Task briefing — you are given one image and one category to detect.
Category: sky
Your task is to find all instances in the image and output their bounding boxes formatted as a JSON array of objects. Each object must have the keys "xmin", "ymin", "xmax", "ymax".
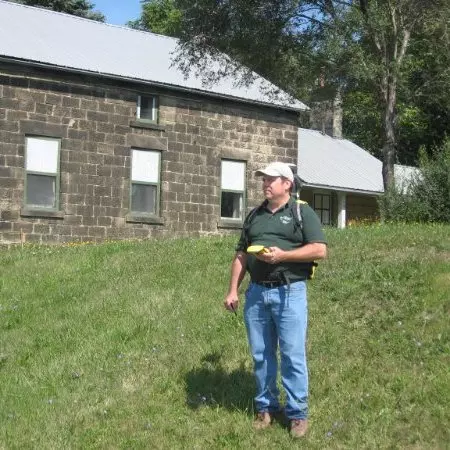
[{"xmin": 93, "ymin": 0, "xmax": 142, "ymax": 26}]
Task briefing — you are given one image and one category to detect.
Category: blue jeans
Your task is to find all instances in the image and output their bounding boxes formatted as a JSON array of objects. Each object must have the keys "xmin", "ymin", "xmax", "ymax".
[{"xmin": 244, "ymin": 281, "xmax": 308, "ymax": 419}]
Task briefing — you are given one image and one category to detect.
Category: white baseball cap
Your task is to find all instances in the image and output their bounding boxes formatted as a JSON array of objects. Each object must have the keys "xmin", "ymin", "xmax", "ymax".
[{"xmin": 255, "ymin": 162, "xmax": 294, "ymax": 182}]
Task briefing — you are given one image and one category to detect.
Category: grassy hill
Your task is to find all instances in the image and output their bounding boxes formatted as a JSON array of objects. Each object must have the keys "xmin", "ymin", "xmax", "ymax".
[{"xmin": 1, "ymin": 223, "xmax": 449, "ymax": 449}]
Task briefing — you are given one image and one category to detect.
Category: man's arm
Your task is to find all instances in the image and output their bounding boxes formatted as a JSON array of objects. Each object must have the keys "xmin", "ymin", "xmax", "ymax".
[
  {"xmin": 224, "ymin": 251, "xmax": 248, "ymax": 311},
  {"xmin": 257, "ymin": 242, "xmax": 327, "ymax": 265}
]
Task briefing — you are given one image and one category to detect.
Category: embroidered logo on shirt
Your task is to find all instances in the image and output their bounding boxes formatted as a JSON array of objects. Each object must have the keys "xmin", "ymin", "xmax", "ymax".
[{"xmin": 280, "ymin": 215, "xmax": 292, "ymax": 224}]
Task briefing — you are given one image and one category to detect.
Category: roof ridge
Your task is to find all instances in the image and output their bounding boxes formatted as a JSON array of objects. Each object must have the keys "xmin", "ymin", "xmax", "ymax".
[{"xmin": 0, "ymin": 0, "xmax": 178, "ymax": 42}]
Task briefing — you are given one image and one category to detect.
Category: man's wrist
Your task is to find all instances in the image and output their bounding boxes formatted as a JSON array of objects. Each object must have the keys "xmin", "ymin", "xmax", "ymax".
[{"xmin": 279, "ymin": 250, "xmax": 289, "ymax": 263}]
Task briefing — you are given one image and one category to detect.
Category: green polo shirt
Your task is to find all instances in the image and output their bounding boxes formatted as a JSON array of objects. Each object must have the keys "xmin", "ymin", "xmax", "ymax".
[{"xmin": 236, "ymin": 198, "xmax": 327, "ymax": 282}]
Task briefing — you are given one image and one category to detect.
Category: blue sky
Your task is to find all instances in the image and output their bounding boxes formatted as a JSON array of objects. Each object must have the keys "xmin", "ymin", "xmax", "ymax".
[{"xmin": 93, "ymin": 0, "xmax": 142, "ymax": 26}]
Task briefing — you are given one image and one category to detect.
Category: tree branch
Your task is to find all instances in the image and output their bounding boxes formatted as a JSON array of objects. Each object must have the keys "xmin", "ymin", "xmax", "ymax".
[
  {"xmin": 359, "ymin": 0, "xmax": 383, "ymax": 55},
  {"xmin": 323, "ymin": 0, "xmax": 337, "ymax": 18},
  {"xmin": 388, "ymin": 0, "xmax": 398, "ymax": 60},
  {"xmin": 295, "ymin": 14, "xmax": 328, "ymax": 27},
  {"xmin": 397, "ymin": 28, "xmax": 410, "ymax": 66},
  {"xmin": 359, "ymin": 0, "xmax": 368, "ymax": 16}
]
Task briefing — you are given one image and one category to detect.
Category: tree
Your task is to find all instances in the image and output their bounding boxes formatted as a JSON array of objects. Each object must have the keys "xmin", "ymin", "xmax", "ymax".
[
  {"xmin": 128, "ymin": 0, "xmax": 182, "ymax": 37},
  {"xmin": 353, "ymin": 0, "xmax": 447, "ymax": 189},
  {"xmin": 399, "ymin": 8, "xmax": 450, "ymax": 161},
  {"xmin": 8, "ymin": 0, "xmax": 105, "ymax": 21},
  {"xmin": 379, "ymin": 139, "xmax": 450, "ymax": 223},
  {"xmin": 172, "ymin": 0, "xmax": 447, "ymax": 190},
  {"xmin": 343, "ymin": 4, "xmax": 450, "ymax": 165}
]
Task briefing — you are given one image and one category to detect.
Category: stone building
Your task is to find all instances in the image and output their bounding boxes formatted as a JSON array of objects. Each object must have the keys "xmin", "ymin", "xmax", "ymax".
[{"xmin": 0, "ymin": 1, "xmax": 306, "ymax": 244}]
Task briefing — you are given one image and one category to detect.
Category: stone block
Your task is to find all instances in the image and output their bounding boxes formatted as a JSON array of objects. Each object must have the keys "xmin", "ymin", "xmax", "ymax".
[
  {"xmin": 20, "ymin": 120, "xmax": 66, "ymax": 137},
  {"xmin": 68, "ymin": 129, "xmax": 89, "ymax": 140},
  {"xmin": 97, "ymin": 122, "xmax": 115, "ymax": 134},
  {"xmin": 0, "ymin": 121, "xmax": 19, "ymax": 132},
  {"xmin": 64, "ymin": 215, "xmax": 83, "ymax": 225},
  {"xmin": 97, "ymin": 216, "xmax": 112, "ymax": 226},
  {"xmin": 45, "ymin": 93, "xmax": 62, "ymax": 106},
  {"xmin": 12, "ymin": 222, "xmax": 33, "ymax": 233},
  {"xmin": 0, "ymin": 98, "xmax": 19, "ymax": 109},
  {"xmin": 62, "ymin": 96, "xmax": 81, "ymax": 108},
  {"xmin": 0, "ymin": 221, "xmax": 12, "ymax": 231},
  {"xmin": 127, "ymin": 133, "xmax": 167, "ymax": 151}
]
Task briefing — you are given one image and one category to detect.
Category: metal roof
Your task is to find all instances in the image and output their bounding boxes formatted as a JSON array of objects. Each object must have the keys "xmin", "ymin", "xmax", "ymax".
[
  {"xmin": 298, "ymin": 128, "xmax": 384, "ymax": 194},
  {"xmin": 0, "ymin": 0, "xmax": 307, "ymax": 111}
]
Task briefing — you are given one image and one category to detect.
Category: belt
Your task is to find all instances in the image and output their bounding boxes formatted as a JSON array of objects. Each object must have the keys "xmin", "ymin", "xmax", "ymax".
[{"xmin": 254, "ymin": 280, "xmax": 286, "ymax": 288}]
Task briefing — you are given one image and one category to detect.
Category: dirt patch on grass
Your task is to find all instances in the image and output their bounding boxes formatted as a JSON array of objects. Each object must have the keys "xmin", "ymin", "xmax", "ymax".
[
  {"xmin": 435, "ymin": 251, "xmax": 450, "ymax": 262},
  {"xmin": 434, "ymin": 272, "xmax": 450, "ymax": 288}
]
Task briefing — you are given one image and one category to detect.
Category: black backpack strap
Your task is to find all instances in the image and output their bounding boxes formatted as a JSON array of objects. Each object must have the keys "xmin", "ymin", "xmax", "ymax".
[{"xmin": 242, "ymin": 200, "xmax": 267, "ymax": 248}]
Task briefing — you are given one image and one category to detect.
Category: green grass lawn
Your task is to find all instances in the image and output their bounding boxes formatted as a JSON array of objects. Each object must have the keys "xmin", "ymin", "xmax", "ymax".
[{"xmin": 1, "ymin": 223, "xmax": 449, "ymax": 449}]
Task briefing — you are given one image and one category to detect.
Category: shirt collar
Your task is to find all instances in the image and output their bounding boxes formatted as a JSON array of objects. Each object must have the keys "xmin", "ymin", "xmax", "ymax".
[{"xmin": 263, "ymin": 197, "xmax": 293, "ymax": 214}]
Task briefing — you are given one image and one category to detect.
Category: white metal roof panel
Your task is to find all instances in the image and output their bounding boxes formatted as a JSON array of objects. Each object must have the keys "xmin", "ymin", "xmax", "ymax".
[
  {"xmin": 0, "ymin": 1, "xmax": 307, "ymax": 111},
  {"xmin": 298, "ymin": 128, "xmax": 384, "ymax": 193}
]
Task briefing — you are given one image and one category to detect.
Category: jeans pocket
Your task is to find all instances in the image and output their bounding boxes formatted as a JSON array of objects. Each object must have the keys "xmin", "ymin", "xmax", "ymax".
[
  {"xmin": 245, "ymin": 282, "xmax": 255, "ymax": 298},
  {"xmin": 283, "ymin": 282, "xmax": 307, "ymax": 305}
]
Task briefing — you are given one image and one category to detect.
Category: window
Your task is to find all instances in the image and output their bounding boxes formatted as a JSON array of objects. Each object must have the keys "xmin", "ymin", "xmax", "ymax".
[
  {"xmin": 137, "ymin": 95, "xmax": 158, "ymax": 123},
  {"xmin": 314, "ymin": 193, "xmax": 331, "ymax": 225},
  {"xmin": 24, "ymin": 136, "xmax": 60, "ymax": 210},
  {"xmin": 221, "ymin": 160, "xmax": 246, "ymax": 220},
  {"xmin": 130, "ymin": 149, "xmax": 161, "ymax": 215}
]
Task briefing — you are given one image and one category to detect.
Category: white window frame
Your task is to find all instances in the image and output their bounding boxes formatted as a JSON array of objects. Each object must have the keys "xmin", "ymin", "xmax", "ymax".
[
  {"xmin": 24, "ymin": 136, "xmax": 61, "ymax": 210},
  {"xmin": 130, "ymin": 149, "xmax": 161, "ymax": 216},
  {"xmin": 220, "ymin": 159, "xmax": 246, "ymax": 221},
  {"xmin": 137, "ymin": 95, "xmax": 158, "ymax": 123}
]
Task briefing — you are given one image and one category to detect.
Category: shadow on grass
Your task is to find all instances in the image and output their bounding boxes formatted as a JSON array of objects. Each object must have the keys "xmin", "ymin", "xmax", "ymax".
[{"xmin": 185, "ymin": 352, "xmax": 255, "ymax": 414}]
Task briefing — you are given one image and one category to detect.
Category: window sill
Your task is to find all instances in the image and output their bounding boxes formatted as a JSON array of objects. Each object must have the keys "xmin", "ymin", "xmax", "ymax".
[
  {"xmin": 20, "ymin": 208, "xmax": 64, "ymax": 219},
  {"xmin": 129, "ymin": 120, "xmax": 166, "ymax": 132},
  {"xmin": 218, "ymin": 218, "xmax": 244, "ymax": 229},
  {"xmin": 126, "ymin": 214, "xmax": 165, "ymax": 225}
]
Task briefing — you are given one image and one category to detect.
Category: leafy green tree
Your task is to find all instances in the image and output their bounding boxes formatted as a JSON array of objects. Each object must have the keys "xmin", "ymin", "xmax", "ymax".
[
  {"xmin": 344, "ymin": 4, "xmax": 450, "ymax": 166},
  {"xmin": 343, "ymin": 89, "xmax": 383, "ymax": 158},
  {"xmin": 399, "ymin": 11, "xmax": 450, "ymax": 160},
  {"xmin": 8, "ymin": 0, "xmax": 105, "ymax": 21},
  {"xmin": 379, "ymin": 139, "xmax": 450, "ymax": 223},
  {"xmin": 127, "ymin": 0, "xmax": 182, "ymax": 36},
  {"xmin": 172, "ymin": 0, "xmax": 447, "ymax": 190}
]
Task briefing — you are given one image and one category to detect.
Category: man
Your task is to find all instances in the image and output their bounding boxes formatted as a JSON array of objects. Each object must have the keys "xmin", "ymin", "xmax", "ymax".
[{"xmin": 224, "ymin": 161, "xmax": 327, "ymax": 438}]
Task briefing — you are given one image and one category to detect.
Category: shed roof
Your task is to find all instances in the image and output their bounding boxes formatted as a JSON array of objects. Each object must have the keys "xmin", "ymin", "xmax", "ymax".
[
  {"xmin": 0, "ymin": 0, "xmax": 307, "ymax": 111},
  {"xmin": 298, "ymin": 128, "xmax": 384, "ymax": 194}
]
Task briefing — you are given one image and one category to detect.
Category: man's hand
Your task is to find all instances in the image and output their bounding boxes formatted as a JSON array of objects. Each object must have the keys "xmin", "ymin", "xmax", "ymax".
[
  {"xmin": 256, "ymin": 246, "xmax": 284, "ymax": 264},
  {"xmin": 224, "ymin": 292, "xmax": 239, "ymax": 313}
]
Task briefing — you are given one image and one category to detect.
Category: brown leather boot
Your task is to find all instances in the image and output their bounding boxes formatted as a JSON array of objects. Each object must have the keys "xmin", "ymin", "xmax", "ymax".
[
  {"xmin": 253, "ymin": 412, "xmax": 273, "ymax": 430},
  {"xmin": 290, "ymin": 418, "xmax": 308, "ymax": 438}
]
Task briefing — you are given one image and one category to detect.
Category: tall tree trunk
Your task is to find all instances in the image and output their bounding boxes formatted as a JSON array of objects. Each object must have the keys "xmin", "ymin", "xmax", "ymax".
[
  {"xmin": 332, "ymin": 86, "xmax": 343, "ymax": 139},
  {"xmin": 381, "ymin": 68, "xmax": 398, "ymax": 191},
  {"xmin": 382, "ymin": 86, "xmax": 396, "ymax": 190},
  {"xmin": 360, "ymin": 0, "xmax": 412, "ymax": 191}
]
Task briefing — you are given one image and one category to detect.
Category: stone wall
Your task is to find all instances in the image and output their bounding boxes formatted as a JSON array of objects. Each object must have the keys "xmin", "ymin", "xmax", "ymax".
[{"xmin": 0, "ymin": 64, "xmax": 299, "ymax": 244}]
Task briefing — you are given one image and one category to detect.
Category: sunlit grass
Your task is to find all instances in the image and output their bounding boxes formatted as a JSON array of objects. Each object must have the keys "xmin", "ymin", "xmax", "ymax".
[{"xmin": 1, "ymin": 223, "xmax": 449, "ymax": 448}]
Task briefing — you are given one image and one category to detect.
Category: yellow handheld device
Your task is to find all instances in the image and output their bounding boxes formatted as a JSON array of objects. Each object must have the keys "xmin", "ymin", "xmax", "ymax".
[{"xmin": 247, "ymin": 245, "xmax": 270, "ymax": 255}]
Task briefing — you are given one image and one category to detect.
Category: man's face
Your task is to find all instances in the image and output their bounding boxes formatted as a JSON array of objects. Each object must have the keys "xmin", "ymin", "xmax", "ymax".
[{"xmin": 262, "ymin": 175, "xmax": 292, "ymax": 200}]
